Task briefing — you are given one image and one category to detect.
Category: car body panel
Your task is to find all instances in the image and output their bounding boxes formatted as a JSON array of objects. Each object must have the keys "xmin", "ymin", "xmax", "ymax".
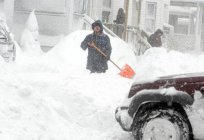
[
  {"xmin": 128, "ymin": 89, "xmax": 194, "ymax": 117},
  {"xmin": 115, "ymin": 72, "xmax": 204, "ymax": 137},
  {"xmin": 129, "ymin": 73, "xmax": 204, "ymax": 98}
]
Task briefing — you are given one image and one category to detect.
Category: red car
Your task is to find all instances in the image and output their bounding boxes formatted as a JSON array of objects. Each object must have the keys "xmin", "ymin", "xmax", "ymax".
[{"xmin": 115, "ymin": 73, "xmax": 204, "ymax": 140}]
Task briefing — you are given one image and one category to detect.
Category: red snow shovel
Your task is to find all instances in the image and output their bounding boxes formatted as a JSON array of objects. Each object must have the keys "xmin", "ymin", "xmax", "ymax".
[{"xmin": 90, "ymin": 43, "xmax": 136, "ymax": 79}]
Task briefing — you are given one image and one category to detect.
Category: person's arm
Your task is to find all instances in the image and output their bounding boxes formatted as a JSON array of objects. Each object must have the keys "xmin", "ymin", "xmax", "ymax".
[
  {"xmin": 103, "ymin": 36, "xmax": 112, "ymax": 60},
  {"xmin": 81, "ymin": 35, "xmax": 91, "ymax": 50},
  {"xmin": 147, "ymin": 34, "xmax": 154, "ymax": 46},
  {"xmin": 141, "ymin": 30, "xmax": 149, "ymax": 38}
]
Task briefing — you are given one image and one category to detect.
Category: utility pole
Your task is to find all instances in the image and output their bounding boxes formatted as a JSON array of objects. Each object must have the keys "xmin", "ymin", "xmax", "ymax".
[{"xmin": 124, "ymin": 0, "xmax": 129, "ymax": 41}]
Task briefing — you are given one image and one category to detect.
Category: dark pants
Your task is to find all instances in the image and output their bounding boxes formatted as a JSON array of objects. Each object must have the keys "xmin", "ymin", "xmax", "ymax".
[
  {"xmin": 90, "ymin": 70, "xmax": 106, "ymax": 73},
  {"xmin": 90, "ymin": 66, "xmax": 106, "ymax": 73}
]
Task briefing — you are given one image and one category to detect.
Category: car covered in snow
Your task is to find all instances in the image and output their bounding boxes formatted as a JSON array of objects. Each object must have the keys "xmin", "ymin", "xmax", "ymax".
[
  {"xmin": 0, "ymin": 19, "xmax": 15, "ymax": 62},
  {"xmin": 115, "ymin": 72, "xmax": 204, "ymax": 140}
]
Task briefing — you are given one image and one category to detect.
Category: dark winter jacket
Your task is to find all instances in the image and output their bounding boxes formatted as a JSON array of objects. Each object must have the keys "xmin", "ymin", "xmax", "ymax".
[
  {"xmin": 148, "ymin": 29, "xmax": 163, "ymax": 47},
  {"xmin": 114, "ymin": 8, "xmax": 125, "ymax": 24},
  {"xmin": 81, "ymin": 20, "xmax": 112, "ymax": 73}
]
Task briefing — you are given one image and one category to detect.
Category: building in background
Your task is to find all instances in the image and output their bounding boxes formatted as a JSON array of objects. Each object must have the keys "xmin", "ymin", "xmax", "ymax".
[
  {"xmin": 168, "ymin": 0, "xmax": 204, "ymax": 51},
  {"xmin": 1, "ymin": 0, "xmax": 204, "ymax": 52},
  {"xmin": 138, "ymin": 0, "xmax": 170, "ymax": 33},
  {"xmin": 1, "ymin": 0, "xmax": 122, "ymax": 42},
  {"xmin": 13, "ymin": 0, "xmax": 73, "ymax": 36}
]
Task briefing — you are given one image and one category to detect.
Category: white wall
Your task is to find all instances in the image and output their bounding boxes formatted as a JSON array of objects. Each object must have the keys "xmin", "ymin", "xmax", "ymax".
[
  {"xmin": 155, "ymin": 0, "xmax": 163, "ymax": 30},
  {"xmin": 156, "ymin": 0, "xmax": 170, "ymax": 30},
  {"xmin": 3, "ymin": 0, "xmax": 14, "ymax": 27},
  {"xmin": 90, "ymin": 0, "xmax": 103, "ymax": 20},
  {"xmin": 128, "ymin": 0, "xmax": 138, "ymax": 26},
  {"xmin": 139, "ymin": 0, "xmax": 146, "ymax": 30}
]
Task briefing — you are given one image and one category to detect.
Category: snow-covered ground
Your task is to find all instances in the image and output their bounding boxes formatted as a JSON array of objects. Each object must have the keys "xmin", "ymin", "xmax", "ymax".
[{"xmin": 1, "ymin": 30, "xmax": 204, "ymax": 140}]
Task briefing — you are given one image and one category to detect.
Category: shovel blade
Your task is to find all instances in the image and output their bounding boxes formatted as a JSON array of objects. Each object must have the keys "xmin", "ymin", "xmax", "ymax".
[{"xmin": 119, "ymin": 64, "xmax": 135, "ymax": 79}]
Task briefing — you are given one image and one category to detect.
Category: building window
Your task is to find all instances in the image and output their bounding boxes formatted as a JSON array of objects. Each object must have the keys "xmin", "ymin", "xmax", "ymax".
[
  {"xmin": 74, "ymin": 0, "xmax": 87, "ymax": 14},
  {"xmin": 145, "ymin": 2, "xmax": 156, "ymax": 33},
  {"xmin": 102, "ymin": 11, "xmax": 110, "ymax": 23}
]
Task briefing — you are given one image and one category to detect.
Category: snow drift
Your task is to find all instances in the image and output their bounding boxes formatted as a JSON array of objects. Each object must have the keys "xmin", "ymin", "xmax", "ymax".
[{"xmin": 0, "ymin": 30, "xmax": 204, "ymax": 139}]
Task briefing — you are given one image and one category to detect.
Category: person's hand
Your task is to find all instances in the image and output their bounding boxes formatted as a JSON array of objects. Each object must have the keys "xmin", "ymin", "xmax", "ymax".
[{"xmin": 88, "ymin": 41, "xmax": 95, "ymax": 48}]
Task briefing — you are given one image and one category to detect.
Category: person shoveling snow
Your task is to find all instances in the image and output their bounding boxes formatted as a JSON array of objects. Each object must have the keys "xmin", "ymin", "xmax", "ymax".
[{"xmin": 81, "ymin": 20, "xmax": 135, "ymax": 78}]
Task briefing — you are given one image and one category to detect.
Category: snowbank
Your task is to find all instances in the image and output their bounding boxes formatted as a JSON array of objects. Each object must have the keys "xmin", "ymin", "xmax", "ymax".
[
  {"xmin": 0, "ymin": 30, "xmax": 134, "ymax": 140},
  {"xmin": 43, "ymin": 30, "xmax": 137, "ymax": 75},
  {"xmin": 0, "ymin": 29, "xmax": 204, "ymax": 139},
  {"xmin": 135, "ymin": 47, "xmax": 204, "ymax": 80}
]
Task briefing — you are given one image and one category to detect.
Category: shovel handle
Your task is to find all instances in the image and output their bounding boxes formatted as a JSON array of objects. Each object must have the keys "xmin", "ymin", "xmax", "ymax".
[
  {"xmin": 91, "ymin": 43, "xmax": 122, "ymax": 71},
  {"xmin": 109, "ymin": 59, "xmax": 122, "ymax": 71}
]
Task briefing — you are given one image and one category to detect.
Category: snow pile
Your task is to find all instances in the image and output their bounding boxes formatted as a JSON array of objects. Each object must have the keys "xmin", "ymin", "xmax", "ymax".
[
  {"xmin": 43, "ymin": 30, "xmax": 137, "ymax": 75},
  {"xmin": 135, "ymin": 47, "xmax": 204, "ymax": 80},
  {"xmin": 0, "ymin": 30, "xmax": 135, "ymax": 140},
  {"xmin": 0, "ymin": 29, "xmax": 204, "ymax": 139},
  {"xmin": 19, "ymin": 10, "xmax": 42, "ymax": 56}
]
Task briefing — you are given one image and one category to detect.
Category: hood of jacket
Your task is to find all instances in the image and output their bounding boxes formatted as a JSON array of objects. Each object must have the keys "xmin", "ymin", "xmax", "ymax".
[{"xmin": 92, "ymin": 20, "xmax": 103, "ymax": 33}]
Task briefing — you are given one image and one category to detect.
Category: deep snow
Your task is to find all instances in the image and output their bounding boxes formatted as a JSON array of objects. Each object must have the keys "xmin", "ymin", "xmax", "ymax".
[
  {"xmin": 19, "ymin": 10, "xmax": 42, "ymax": 56},
  {"xmin": 0, "ymin": 30, "xmax": 204, "ymax": 140}
]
